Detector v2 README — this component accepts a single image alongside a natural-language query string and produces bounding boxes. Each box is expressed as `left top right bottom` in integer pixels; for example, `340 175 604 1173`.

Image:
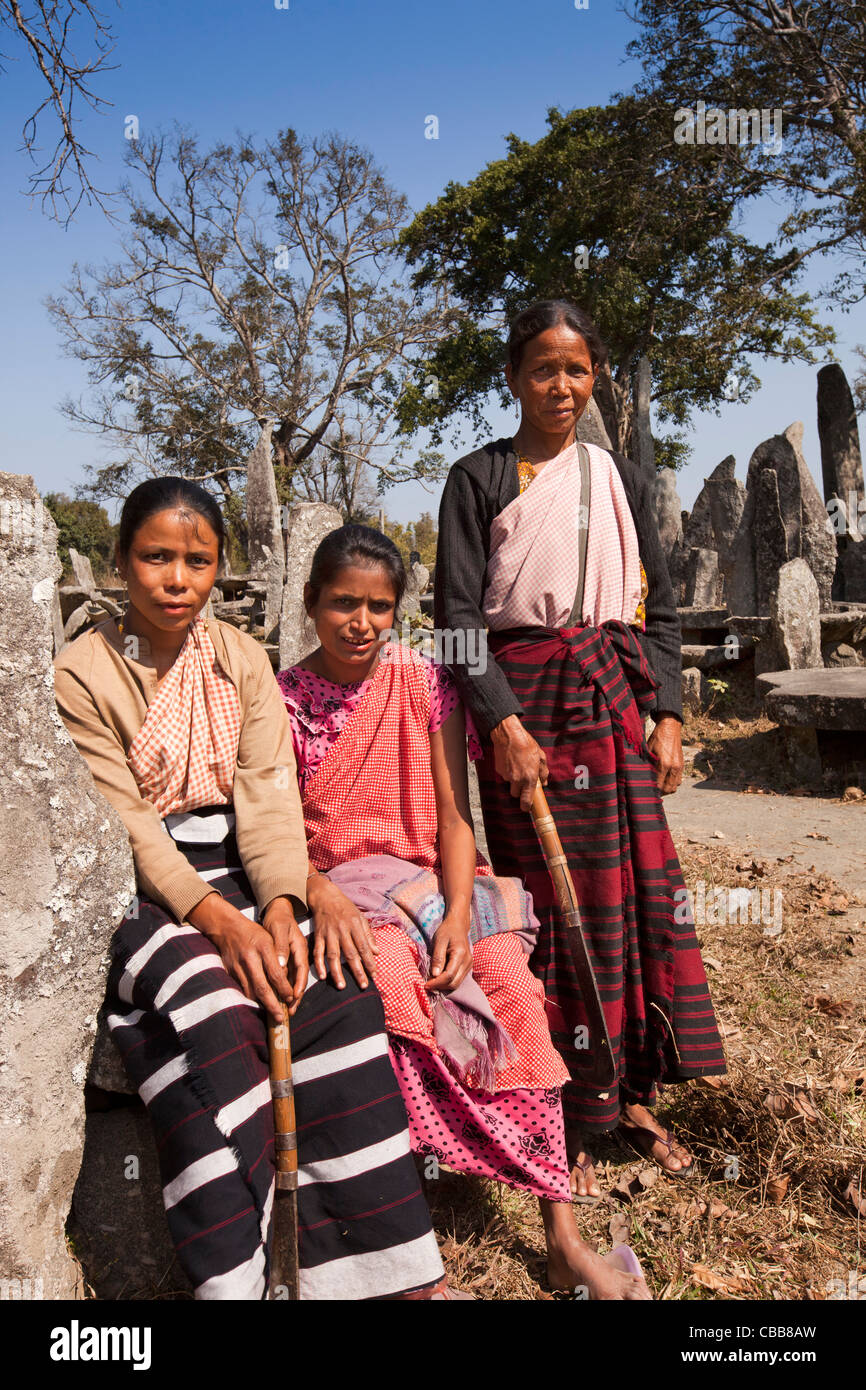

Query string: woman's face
305 561 397 676
505 324 598 436
116 508 220 638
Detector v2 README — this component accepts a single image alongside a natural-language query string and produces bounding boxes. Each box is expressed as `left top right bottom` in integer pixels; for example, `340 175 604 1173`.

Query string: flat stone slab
727 615 772 637
680 641 754 670
677 606 730 627
756 668 866 731
820 610 866 644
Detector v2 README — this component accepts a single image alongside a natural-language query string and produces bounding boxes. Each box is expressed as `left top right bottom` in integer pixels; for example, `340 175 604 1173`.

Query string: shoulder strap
566 442 591 626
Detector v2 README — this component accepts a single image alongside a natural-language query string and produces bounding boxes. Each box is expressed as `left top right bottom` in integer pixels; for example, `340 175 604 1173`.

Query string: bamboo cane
529 782 617 1090
267 1003 299 1300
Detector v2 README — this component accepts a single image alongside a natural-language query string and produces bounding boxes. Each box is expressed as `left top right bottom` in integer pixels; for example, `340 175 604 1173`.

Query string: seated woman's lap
373 922 567 1090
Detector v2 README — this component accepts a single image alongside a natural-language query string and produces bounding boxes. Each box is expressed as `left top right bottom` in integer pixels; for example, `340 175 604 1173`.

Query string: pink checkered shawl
126 617 242 816
482 441 642 630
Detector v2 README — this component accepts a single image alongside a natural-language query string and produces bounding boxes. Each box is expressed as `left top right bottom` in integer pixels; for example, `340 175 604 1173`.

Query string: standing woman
54 477 446 1300
435 301 726 1202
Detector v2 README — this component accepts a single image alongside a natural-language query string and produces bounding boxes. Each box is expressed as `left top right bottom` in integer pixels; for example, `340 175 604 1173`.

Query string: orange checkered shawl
126 617 242 817
302 644 490 876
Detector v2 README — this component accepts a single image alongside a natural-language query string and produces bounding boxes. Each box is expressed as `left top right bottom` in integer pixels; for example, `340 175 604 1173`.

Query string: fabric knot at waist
487 619 659 760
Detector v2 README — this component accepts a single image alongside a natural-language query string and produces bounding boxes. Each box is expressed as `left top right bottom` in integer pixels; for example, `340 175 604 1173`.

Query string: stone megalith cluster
651 365 866 782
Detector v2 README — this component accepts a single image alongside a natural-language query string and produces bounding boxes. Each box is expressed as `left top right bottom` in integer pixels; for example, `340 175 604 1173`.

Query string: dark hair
306 525 406 609
507 299 608 373
117 477 225 564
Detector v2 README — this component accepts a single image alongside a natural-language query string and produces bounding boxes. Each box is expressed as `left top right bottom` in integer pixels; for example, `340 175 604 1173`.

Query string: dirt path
666 782 866 903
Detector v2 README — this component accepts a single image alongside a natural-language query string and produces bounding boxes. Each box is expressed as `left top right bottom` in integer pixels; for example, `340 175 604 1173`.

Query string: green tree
398 96 833 466
630 1 866 306
383 510 438 569
43 492 117 578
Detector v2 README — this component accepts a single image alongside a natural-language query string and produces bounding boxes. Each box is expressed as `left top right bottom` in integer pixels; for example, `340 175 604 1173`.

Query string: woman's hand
307 873 379 991
425 915 473 993
647 714 684 796
188 892 307 1023
490 714 549 812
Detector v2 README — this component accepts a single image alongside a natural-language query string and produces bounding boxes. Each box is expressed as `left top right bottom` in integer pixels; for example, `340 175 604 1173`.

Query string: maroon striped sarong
476 620 726 1133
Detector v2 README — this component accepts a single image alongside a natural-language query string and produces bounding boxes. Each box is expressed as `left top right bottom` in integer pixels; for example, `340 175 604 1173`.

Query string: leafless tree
47 126 454 517
2 0 118 221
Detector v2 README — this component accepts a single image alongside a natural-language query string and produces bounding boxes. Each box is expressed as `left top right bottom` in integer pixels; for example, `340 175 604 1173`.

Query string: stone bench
756 667 866 781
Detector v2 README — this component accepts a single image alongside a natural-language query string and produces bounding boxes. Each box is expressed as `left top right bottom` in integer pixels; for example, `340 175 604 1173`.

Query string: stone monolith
0 472 135 1299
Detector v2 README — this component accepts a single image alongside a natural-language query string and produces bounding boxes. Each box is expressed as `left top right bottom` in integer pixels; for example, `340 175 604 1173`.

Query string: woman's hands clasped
188 892 307 1023
307 873 379 991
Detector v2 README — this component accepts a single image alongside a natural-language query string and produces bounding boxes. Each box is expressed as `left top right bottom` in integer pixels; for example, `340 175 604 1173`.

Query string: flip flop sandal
605 1244 645 1280
570 1153 603 1205
618 1122 697 1180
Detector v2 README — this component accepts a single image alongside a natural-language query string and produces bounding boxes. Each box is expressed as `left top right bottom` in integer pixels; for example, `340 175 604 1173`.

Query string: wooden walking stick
267 1004 300 1300
529 783 617 1090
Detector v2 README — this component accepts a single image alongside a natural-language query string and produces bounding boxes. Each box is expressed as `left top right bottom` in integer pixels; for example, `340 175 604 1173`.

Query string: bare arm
427 703 476 991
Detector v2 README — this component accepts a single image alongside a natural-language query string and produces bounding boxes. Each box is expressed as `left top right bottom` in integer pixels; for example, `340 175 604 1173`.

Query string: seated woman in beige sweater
54 477 446 1301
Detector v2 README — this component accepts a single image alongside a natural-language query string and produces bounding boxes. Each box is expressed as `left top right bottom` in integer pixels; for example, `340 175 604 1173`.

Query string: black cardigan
433 438 683 737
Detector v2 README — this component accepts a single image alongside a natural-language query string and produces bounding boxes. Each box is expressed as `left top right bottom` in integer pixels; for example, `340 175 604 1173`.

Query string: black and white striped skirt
104 807 444 1300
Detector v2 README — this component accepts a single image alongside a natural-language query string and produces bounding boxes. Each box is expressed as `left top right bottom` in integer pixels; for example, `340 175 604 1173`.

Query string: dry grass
427 841 866 1301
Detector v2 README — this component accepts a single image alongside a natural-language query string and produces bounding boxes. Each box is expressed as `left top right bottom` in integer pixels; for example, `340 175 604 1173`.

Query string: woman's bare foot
565 1126 602 1200
570 1151 602 1200
539 1200 652 1300
619 1103 693 1175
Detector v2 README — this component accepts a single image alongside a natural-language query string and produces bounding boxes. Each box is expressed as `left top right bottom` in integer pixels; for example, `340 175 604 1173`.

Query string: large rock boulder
0 472 135 1299
278 502 343 668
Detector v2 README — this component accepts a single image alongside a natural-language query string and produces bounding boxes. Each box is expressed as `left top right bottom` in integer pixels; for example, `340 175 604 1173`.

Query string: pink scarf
482 442 642 630
126 617 242 817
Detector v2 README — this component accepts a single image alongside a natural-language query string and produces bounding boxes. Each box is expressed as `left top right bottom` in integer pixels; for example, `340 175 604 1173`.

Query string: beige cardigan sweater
54 617 309 923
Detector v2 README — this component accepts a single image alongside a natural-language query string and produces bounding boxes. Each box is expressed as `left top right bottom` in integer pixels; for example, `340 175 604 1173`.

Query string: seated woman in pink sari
276 524 650 1299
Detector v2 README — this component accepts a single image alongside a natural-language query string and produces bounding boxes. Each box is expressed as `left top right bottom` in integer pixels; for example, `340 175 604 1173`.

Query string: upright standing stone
733 428 837 615
783 423 837 610
245 420 284 574
684 547 721 606
817 364 864 506
410 560 430 595
278 503 343 668
768 557 822 670
681 480 716 552
632 355 656 482
68 547 96 595
706 456 745 607
755 469 789 615
244 420 285 634
0 472 135 1299
575 394 613 451
652 466 683 561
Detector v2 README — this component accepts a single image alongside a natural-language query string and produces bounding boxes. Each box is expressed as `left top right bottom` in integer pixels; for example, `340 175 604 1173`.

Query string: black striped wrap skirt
104 806 444 1300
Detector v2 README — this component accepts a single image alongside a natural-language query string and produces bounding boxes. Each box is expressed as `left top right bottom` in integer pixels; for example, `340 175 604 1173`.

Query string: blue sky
1 0 863 520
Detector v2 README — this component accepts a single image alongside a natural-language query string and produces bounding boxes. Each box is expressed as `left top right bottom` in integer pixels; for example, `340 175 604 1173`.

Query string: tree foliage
629 0 866 304
47 126 456 516
43 491 116 576
383 510 438 569
398 96 832 465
